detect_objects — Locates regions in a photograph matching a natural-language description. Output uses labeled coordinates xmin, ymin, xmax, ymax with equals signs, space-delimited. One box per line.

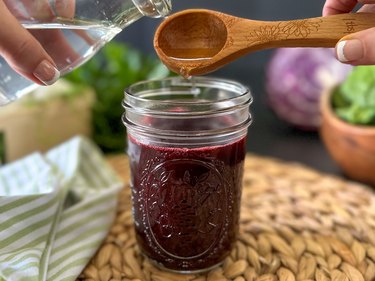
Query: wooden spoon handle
xmin=246 ymin=13 xmax=375 ymax=48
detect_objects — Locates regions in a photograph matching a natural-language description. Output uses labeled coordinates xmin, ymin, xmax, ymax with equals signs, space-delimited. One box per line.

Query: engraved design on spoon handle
xmin=298 ymin=13 xmax=375 ymax=41
xmin=245 ymin=18 xmax=322 ymax=46
xmin=245 ymin=13 xmax=375 ymax=48
xmin=218 ymin=12 xmax=243 ymax=29
xmin=279 ymin=19 xmax=322 ymax=38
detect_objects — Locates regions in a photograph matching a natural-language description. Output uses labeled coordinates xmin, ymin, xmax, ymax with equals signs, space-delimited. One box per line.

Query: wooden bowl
xmin=320 ymin=88 xmax=375 ymax=187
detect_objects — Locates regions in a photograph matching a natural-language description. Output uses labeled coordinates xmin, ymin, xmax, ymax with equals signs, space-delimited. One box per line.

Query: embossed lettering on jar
xmin=123 ymin=77 xmax=252 ymax=273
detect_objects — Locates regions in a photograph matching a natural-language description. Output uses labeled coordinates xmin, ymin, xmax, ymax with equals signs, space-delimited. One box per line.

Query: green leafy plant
xmin=332 ymin=65 xmax=375 ymax=126
xmin=65 ymin=41 xmax=171 ymax=153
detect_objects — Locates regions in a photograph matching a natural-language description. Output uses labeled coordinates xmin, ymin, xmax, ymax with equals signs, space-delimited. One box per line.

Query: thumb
xmin=336 ymin=27 xmax=375 ymax=65
xmin=0 ymin=1 xmax=60 ymax=85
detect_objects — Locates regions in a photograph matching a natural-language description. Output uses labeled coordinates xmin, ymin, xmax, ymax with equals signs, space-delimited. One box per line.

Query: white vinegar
xmin=0 ymin=18 xmax=121 ymax=105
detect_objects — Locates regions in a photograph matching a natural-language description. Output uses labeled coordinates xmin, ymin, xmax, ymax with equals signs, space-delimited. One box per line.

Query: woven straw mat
xmin=77 ymin=154 xmax=375 ymax=281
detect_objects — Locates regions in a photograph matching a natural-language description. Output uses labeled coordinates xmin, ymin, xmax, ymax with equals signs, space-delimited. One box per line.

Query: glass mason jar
xmin=0 ymin=0 xmax=171 ymax=105
xmin=122 ymin=77 xmax=253 ymax=273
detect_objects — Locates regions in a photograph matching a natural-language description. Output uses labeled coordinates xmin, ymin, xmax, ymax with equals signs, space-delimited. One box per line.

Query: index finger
xmin=3 ymin=0 xmax=53 ymax=20
xmin=323 ymin=0 xmax=375 ymax=15
xmin=323 ymin=0 xmax=358 ymax=16
xmin=54 ymin=0 xmax=75 ymax=18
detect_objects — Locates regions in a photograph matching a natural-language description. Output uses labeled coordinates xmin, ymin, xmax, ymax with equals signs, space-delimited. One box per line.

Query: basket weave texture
xmin=77 ymin=154 xmax=375 ymax=281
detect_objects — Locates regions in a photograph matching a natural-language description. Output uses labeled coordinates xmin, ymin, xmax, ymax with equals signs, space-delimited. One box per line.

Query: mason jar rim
xmin=123 ymin=76 xmax=253 ymax=116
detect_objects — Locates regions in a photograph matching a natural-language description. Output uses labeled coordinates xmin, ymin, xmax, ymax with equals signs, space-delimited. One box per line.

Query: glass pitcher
xmin=0 ymin=0 xmax=171 ymax=105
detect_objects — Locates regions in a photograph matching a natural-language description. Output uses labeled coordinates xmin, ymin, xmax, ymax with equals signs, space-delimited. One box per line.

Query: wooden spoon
xmin=154 ymin=9 xmax=375 ymax=77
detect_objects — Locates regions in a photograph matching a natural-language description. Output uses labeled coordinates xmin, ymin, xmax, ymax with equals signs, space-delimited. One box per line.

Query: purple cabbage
xmin=265 ymin=48 xmax=353 ymax=130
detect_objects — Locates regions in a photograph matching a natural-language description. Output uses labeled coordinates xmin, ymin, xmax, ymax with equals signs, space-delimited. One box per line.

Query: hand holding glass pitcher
xmin=0 ymin=0 xmax=171 ymax=105
xmin=0 ymin=0 xmax=75 ymax=86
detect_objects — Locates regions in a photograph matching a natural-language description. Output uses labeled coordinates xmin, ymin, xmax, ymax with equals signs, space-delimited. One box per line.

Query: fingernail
xmin=33 ymin=60 xmax=60 ymax=85
xmin=336 ymin=39 xmax=364 ymax=62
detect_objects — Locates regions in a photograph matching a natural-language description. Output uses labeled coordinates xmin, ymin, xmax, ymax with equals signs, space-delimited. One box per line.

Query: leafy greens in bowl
xmin=320 ymin=65 xmax=375 ymax=186
xmin=332 ymin=65 xmax=375 ymax=126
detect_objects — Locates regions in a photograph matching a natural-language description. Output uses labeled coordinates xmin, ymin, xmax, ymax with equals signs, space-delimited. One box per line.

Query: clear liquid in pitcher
xmin=0 ymin=18 xmax=121 ymax=104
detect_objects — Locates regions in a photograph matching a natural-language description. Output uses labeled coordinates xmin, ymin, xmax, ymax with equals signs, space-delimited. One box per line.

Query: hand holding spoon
xmin=154 ymin=9 xmax=375 ymax=77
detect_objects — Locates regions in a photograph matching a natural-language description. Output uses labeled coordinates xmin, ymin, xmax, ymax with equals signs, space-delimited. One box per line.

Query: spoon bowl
xmin=154 ymin=9 xmax=375 ymax=77
xmin=156 ymin=11 xmax=227 ymax=60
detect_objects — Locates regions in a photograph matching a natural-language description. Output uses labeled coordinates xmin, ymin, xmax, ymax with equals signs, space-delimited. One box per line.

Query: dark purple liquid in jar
xmin=127 ymin=135 xmax=246 ymax=272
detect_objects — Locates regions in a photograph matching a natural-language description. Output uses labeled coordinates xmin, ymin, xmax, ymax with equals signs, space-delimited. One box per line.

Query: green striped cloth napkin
xmin=0 ymin=136 xmax=123 ymax=281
